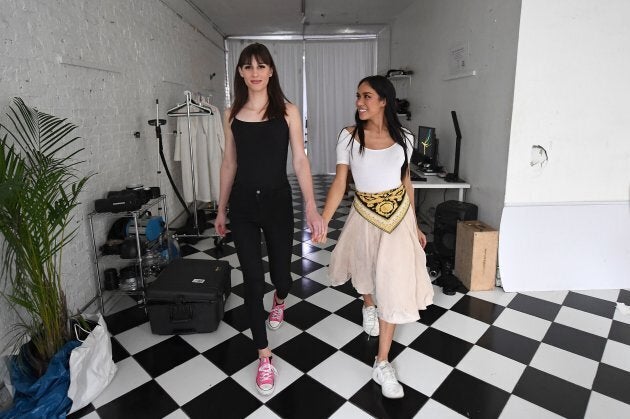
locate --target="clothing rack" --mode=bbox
[167,91,213,238]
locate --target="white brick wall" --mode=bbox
[0,0,226,351]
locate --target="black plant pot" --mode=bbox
[17,340,49,378]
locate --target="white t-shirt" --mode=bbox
[336,128,414,193]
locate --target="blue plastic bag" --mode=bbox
[0,340,80,419]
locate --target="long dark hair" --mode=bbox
[350,75,411,181]
[229,43,289,121]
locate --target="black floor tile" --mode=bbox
[327,219,346,229]
[417,303,447,326]
[284,300,332,331]
[350,379,428,419]
[182,377,262,419]
[289,277,327,299]
[335,299,364,327]
[110,336,130,363]
[609,320,630,345]
[179,244,201,257]
[409,328,473,367]
[290,258,324,276]
[618,289,630,305]
[133,335,199,378]
[96,380,178,419]
[513,366,591,419]
[508,293,562,321]
[450,295,504,324]
[204,243,238,259]
[203,333,257,375]
[340,332,407,367]
[476,325,540,365]
[327,229,343,240]
[222,303,254,332]
[230,281,274,301]
[592,363,630,404]
[67,403,95,419]
[293,230,311,242]
[542,323,607,361]
[292,242,319,256]
[274,332,337,373]
[266,375,346,419]
[564,291,617,319]
[432,369,510,419]
[103,305,148,335]
[331,280,360,298]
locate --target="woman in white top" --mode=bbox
[313,75,434,399]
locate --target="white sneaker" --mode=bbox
[372,360,404,399]
[362,305,379,336]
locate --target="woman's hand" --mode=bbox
[312,219,329,244]
[305,205,324,243]
[215,209,230,237]
[417,226,427,248]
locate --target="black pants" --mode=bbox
[229,184,294,350]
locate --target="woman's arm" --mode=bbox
[215,109,237,237]
[286,103,324,238]
[312,163,349,244]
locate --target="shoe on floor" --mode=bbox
[256,357,278,396]
[267,293,285,330]
[362,305,379,336]
[372,360,404,399]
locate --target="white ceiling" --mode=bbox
[186,0,417,37]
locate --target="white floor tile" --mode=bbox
[156,355,227,405]
[102,292,138,315]
[414,399,466,419]
[530,343,599,389]
[231,354,302,402]
[180,322,239,353]
[188,236,216,252]
[521,290,568,305]
[467,289,517,306]
[76,413,100,419]
[224,293,244,311]
[114,322,170,355]
[456,346,526,392]
[554,306,612,338]
[92,357,151,408]
[336,215,348,222]
[584,391,630,419]
[393,321,428,346]
[493,307,552,341]
[304,249,332,266]
[306,287,355,312]
[305,266,331,285]
[395,348,452,397]
[499,395,564,419]
[242,322,302,349]
[184,252,213,260]
[246,405,282,419]
[219,252,240,268]
[430,311,490,343]
[231,269,244,286]
[613,304,630,325]
[308,351,372,398]
[431,285,465,309]
[163,409,190,419]
[263,289,300,310]
[601,339,630,372]
[307,314,363,349]
[330,402,375,419]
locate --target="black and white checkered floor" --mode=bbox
[70,174,630,419]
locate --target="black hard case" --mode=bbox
[146,259,231,334]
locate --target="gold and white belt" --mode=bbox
[353,184,409,233]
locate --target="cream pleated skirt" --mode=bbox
[329,205,434,324]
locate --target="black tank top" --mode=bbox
[231,117,290,191]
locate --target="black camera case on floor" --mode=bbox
[146,259,231,334]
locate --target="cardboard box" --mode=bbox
[454,220,498,291]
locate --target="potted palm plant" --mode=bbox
[0,97,91,376]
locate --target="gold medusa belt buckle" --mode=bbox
[353,184,409,233]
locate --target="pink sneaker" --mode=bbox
[267,293,285,330]
[256,357,278,396]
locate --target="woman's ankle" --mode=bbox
[258,348,272,358]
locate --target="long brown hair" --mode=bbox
[229,43,289,121]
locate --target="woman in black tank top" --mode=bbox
[214,43,323,397]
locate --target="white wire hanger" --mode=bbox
[167,91,213,116]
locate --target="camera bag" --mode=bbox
[146,259,231,334]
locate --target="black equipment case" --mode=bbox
[146,259,231,334]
